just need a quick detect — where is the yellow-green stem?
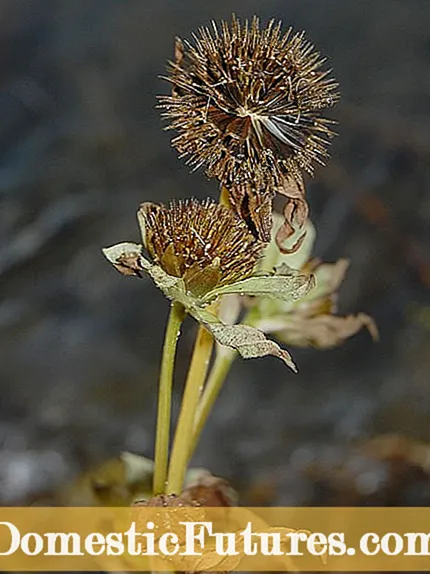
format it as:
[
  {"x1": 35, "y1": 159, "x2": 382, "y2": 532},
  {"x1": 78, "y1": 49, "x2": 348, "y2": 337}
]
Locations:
[
  {"x1": 166, "y1": 324, "x2": 214, "y2": 494},
  {"x1": 153, "y1": 301, "x2": 185, "y2": 495},
  {"x1": 188, "y1": 349, "x2": 236, "y2": 460},
  {"x1": 188, "y1": 307, "x2": 256, "y2": 459}
]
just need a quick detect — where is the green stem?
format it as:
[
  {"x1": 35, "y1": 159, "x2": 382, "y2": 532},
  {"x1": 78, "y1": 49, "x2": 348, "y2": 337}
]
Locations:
[
  {"x1": 166, "y1": 324, "x2": 214, "y2": 494},
  {"x1": 188, "y1": 307, "x2": 256, "y2": 460},
  {"x1": 188, "y1": 348, "x2": 236, "y2": 460},
  {"x1": 153, "y1": 301, "x2": 185, "y2": 495}
]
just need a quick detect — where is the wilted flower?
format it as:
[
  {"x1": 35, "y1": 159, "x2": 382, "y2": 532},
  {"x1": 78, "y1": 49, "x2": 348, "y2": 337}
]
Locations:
[
  {"x1": 102, "y1": 198, "x2": 314, "y2": 370},
  {"x1": 255, "y1": 258, "x2": 378, "y2": 348},
  {"x1": 140, "y1": 198, "x2": 263, "y2": 297},
  {"x1": 247, "y1": 216, "x2": 378, "y2": 349},
  {"x1": 160, "y1": 15, "x2": 339, "y2": 243}
]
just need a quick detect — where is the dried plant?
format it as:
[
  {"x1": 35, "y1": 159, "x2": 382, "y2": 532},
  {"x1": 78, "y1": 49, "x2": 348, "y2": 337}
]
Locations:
[
  {"x1": 245, "y1": 215, "x2": 379, "y2": 349},
  {"x1": 140, "y1": 198, "x2": 263, "y2": 296},
  {"x1": 160, "y1": 15, "x2": 339, "y2": 246},
  {"x1": 103, "y1": 200, "x2": 313, "y2": 371},
  {"x1": 100, "y1": 15, "x2": 375, "y2": 520}
]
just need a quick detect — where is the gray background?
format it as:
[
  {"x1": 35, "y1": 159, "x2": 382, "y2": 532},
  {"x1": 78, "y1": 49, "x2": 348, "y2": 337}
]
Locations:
[{"x1": 1, "y1": 0, "x2": 429, "y2": 505}]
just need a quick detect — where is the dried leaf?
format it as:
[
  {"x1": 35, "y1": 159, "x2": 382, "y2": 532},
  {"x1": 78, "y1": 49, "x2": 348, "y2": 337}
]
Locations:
[
  {"x1": 192, "y1": 307, "x2": 297, "y2": 371},
  {"x1": 309, "y1": 259, "x2": 350, "y2": 302},
  {"x1": 202, "y1": 264, "x2": 315, "y2": 305},
  {"x1": 261, "y1": 213, "x2": 316, "y2": 274},
  {"x1": 102, "y1": 242, "x2": 146, "y2": 277},
  {"x1": 59, "y1": 452, "x2": 154, "y2": 506},
  {"x1": 270, "y1": 312, "x2": 378, "y2": 349},
  {"x1": 275, "y1": 174, "x2": 309, "y2": 254},
  {"x1": 121, "y1": 452, "x2": 154, "y2": 485},
  {"x1": 217, "y1": 294, "x2": 242, "y2": 326},
  {"x1": 227, "y1": 183, "x2": 274, "y2": 242},
  {"x1": 184, "y1": 258, "x2": 222, "y2": 297},
  {"x1": 181, "y1": 472, "x2": 238, "y2": 507}
]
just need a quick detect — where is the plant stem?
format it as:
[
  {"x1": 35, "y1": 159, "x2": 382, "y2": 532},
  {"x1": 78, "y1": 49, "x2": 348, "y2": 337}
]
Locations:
[
  {"x1": 153, "y1": 301, "x2": 185, "y2": 495},
  {"x1": 188, "y1": 306, "x2": 256, "y2": 459},
  {"x1": 166, "y1": 324, "x2": 214, "y2": 494},
  {"x1": 188, "y1": 348, "x2": 236, "y2": 460}
]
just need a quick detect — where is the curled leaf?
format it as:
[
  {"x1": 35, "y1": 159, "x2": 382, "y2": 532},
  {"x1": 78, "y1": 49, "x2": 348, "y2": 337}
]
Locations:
[
  {"x1": 227, "y1": 182, "x2": 274, "y2": 242},
  {"x1": 275, "y1": 174, "x2": 309, "y2": 254},
  {"x1": 261, "y1": 214, "x2": 316, "y2": 274},
  {"x1": 103, "y1": 242, "x2": 191, "y2": 305},
  {"x1": 192, "y1": 307, "x2": 297, "y2": 372},
  {"x1": 102, "y1": 242, "x2": 146, "y2": 277}
]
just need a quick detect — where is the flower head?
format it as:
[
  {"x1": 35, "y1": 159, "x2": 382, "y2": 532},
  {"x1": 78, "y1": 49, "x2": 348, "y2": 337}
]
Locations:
[
  {"x1": 160, "y1": 15, "x2": 339, "y2": 235},
  {"x1": 139, "y1": 198, "x2": 263, "y2": 297},
  {"x1": 103, "y1": 198, "x2": 314, "y2": 370}
]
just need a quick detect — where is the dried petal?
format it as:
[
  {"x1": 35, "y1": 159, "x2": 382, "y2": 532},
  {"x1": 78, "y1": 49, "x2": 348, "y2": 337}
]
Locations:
[{"x1": 271, "y1": 312, "x2": 378, "y2": 349}]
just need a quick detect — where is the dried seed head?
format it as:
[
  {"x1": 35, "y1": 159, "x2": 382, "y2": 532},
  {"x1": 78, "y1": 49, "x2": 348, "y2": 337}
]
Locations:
[
  {"x1": 160, "y1": 15, "x2": 339, "y2": 192},
  {"x1": 139, "y1": 198, "x2": 263, "y2": 296}
]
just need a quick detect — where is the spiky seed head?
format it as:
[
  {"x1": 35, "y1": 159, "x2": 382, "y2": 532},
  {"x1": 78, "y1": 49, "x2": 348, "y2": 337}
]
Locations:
[
  {"x1": 160, "y1": 15, "x2": 339, "y2": 194},
  {"x1": 139, "y1": 198, "x2": 264, "y2": 297}
]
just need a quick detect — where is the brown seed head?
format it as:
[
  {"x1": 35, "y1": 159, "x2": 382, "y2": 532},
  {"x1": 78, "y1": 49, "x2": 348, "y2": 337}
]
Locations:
[
  {"x1": 139, "y1": 198, "x2": 263, "y2": 297},
  {"x1": 160, "y1": 15, "x2": 339, "y2": 192}
]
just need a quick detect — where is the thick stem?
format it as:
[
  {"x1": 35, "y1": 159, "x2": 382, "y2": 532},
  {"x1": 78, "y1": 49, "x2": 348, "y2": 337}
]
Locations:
[
  {"x1": 166, "y1": 324, "x2": 214, "y2": 494},
  {"x1": 188, "y1": 349, "x2": 236, "y2": 460},
  {"x1": 153, "y1": 301, "x2": 185, "y2": 495}
]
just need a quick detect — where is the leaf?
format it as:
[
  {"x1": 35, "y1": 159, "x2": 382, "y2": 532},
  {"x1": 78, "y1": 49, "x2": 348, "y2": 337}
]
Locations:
[
  {"x1": 146, "y1": 264, "x2": 189, "y2": 304},
  {"x1": 183, "y1": 257, "x2": 221, "y2": 297},
  {"x1": 265, "y1": 214, "x2": 316, "y2": 273},
  {"x1": 262, "y1": 312, "x2": 378, "y2": 349},
  {"x1": 275, "y1": 173, "x2": 309, "y2": 254},
  {"x1": 191, "y1": 306, "x2": 297, "y2": 371},
  {"x1": 201, "y1": 264, "x2": 315, "y2": 304},
  {"x1": 59, "y1": 452, "x2": 154, "y2": 506},
  {"x1": 308, "y1": 259, "x2": 349, "y2": 301},
  {"x1": 137, "y1": 202, "x2": 160, "y2": 251},
  {"x1": 103, "y1": 242, "x2": 194, "y2": 306},
  {"x1": 102, "y1": 242, "x2": 147, "y2": 277},
  {"x1": 181, "y1": 470, "x2": 238, "y2": 507},
  {"x1": 121, "y1": 452, "x2": 154, "y2": 485}
]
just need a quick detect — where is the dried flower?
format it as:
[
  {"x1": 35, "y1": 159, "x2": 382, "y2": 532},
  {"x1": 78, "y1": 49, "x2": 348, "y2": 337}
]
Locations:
[
  {"x1": 256, "y1": 259, "x2": 378, "y2": 348},
  {"x1": 139, "y1": 198, "x2": 263, "y2": 297},
  {"x1": 102, "y1": 198, "x2": 314, "y2": 370},
  {"x1": 247, "y1": 215, "x2": 378, "y2": 349},
  {"x1": 160, "y1": 15, "x2": 339, "y2": 242}
]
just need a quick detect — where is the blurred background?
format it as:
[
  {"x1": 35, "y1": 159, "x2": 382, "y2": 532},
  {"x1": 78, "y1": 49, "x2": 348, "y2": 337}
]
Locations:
[{"x1": 1, "y1": 0, "x2": 430, "y2": 506}]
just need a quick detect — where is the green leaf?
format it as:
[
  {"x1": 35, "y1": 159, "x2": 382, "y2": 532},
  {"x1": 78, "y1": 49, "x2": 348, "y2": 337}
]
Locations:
[
  {"x1": 191, "y1": 306, "x2": 297, "y2": 372},
  {"x1": 201, "y1": 264, "x2": 315, "y2": 305}
]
